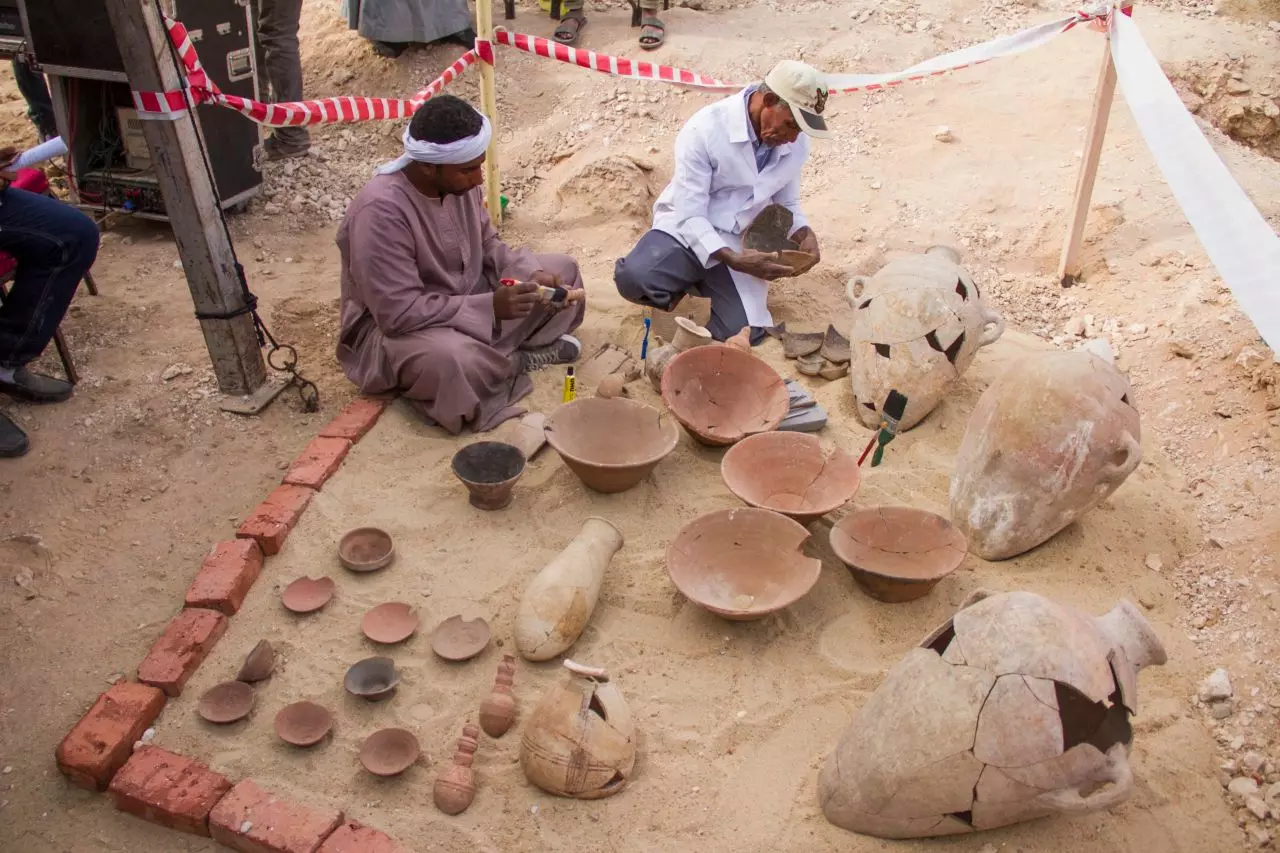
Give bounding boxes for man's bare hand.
[730,249,793,281]
[792,227,821,264]
[494,279,541,319]
[529,270,562,289]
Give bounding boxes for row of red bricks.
[52,397,417,852]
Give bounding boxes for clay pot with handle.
[515,518,624,661]
[519,660,636,799]
[646,316,713,390]
[818,589,1166,839]
[949,347,1141,561]
[845,245,1004,432]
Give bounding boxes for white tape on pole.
[1110,11,1280,353]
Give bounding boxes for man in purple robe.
[337,95,585,434]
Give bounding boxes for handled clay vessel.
[818,589,1166,839]
[846,246,1003,432]
[646,316,713,390]
[519,660,635,799]
[949,347,1141,560]
[515,518,623,661]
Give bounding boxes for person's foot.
[0,412,29,458]
[519,335,582,373]
[371,40,409,58]
[638,15,665,50]
[264,135,310,161]
[553,11,586,45]
[441,27,476,48]
[0,367,72,403]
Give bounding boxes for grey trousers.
[614,230,762,343]
[252,0,309,147]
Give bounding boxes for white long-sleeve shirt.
[652,86,811,269]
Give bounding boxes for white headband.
[374,114,493,175]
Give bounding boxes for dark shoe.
[519,335,582,373]
[264,135,310,161]
[0,367,72,403]
[441,28,476,48]
[0,412,29,458]
[371,40,409,58]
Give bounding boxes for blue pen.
[640,317,652,360]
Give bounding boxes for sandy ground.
[0,0,1278,850]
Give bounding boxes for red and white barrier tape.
[136,7,1118,125]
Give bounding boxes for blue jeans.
[0,189,99,369]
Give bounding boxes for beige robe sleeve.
[349,196,497,341]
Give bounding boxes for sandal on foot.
[554,11,586,45]
[639,15,665,50]
[0,412,28,458]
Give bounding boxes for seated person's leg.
[613,230,707,314]
[695,263,763,344]
[382,326,529,435]
[510,253,585,363]
[0,189,99,401]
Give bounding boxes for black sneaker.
[519,335,582,373]
[0,367,73,403]
[0,412,29,458]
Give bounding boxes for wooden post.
[103,0,269,397]
[475,0,504,225]
[1057,7,1125,287]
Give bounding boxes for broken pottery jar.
[949,347,1141,561]
[515,518,623,661]
[846,246,1004,432]
[646,316,714,391]
[818,590,1167,839]
[520,660,635,799]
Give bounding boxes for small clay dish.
[661,345,790,446]
[344,656,400,701]
[829,506,968,603]
[721,432,861,525]
[545,397,680,493]
[282,576,335,614]
[338,527,395,573]
[361,602,419,645]
[359,728,421,777]
[796,352,824,376]
[431,615,491,662]
[818,360,849,381]
[197,681,255,724]
[777,249,818,276]
[667,507,822,621]
[274,701,333,747]
[236,639,276,683]
[451,441,526,511]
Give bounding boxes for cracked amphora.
[818,590,1167,839]
[846,246,1004,432]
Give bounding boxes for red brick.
[108,745,232,836]
[136,608,228,697]
[318,397,388,442]
[237,484,315,556]
[318,821,413,853]
[282,437,351,490]
[55,682,166,791]
[210,779,343,853]
[185,539,265,616]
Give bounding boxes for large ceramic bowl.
[667,507,821,621]
[721,432,861,524]
[545,397,680,493]
[660,344,789,446]
[828,506,967,603]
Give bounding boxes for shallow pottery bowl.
[338,527,395,573]
[431,615,491,662]
[545,397,680,493]
[281,576,335,614]
[359,728,421,777]
[721,432,861,525]
[451,441,526,510]
[777,249,819,276]
[660,345,790,446]
[344,656,400,701]
[197,681,255,724]
[361,602,419,645]
[828,506,968,603]
[274,701,332,747]
[667,507,822,621]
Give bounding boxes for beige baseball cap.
[763,60,830,139]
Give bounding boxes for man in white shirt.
[614,60,828,344]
